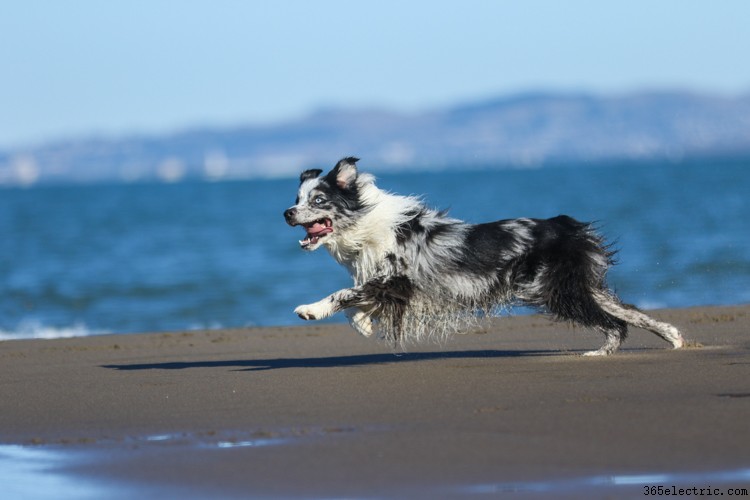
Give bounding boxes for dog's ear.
[299,169,323,184]
[329,157,360,190]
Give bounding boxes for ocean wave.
[0,320,109,341]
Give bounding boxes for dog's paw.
[667,328,685,349]
[294,301,333,321]
[582,350,606,357]
[582,348,613,357]
[349,310,374,337]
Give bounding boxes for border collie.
[283,157,684,355]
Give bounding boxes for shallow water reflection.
[0,445,110,500]
[3,436,748,499]
[463,468,750,495]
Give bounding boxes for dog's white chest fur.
[327,236,393,285]
[325,186,416,285]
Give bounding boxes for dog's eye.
[313,196,325,205]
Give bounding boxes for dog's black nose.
[284,208,297,224]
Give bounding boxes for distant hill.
[1,90,749,185]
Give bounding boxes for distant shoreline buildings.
[2,89,749,186]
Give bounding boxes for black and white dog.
[284,157,684,355]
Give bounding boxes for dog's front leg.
[294,288,357,321]
[295,290,375,337]
[346,308,374,337]
[295,275,411,339]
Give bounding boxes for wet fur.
[284,157,684,355]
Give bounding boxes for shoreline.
[1,305,749,497]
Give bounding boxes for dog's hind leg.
[528,285,629,356]
[593,292,685,349]
[582,325,626,356]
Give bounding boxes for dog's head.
[284,157,365,251]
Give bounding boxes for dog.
[283,157,685,355]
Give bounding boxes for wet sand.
[1,306,749,498]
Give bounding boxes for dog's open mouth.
[300,218,333,248]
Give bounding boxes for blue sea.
[1,159,748,340]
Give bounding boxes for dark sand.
[1,306,749,498]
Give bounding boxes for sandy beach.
[1,305,749,498]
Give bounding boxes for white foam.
[0,320,108,341]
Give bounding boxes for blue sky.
[2,0,749,149]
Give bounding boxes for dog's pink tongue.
[306,221,333,237]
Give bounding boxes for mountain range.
[1,90,749,185]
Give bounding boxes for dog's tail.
[593,292,684,349]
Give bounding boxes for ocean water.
[1,159,748,339]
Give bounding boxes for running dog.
[283,157,684,355]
